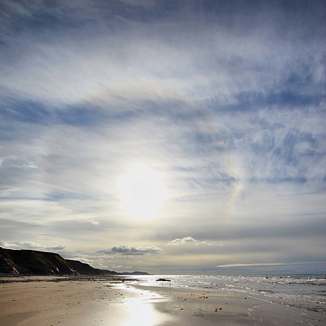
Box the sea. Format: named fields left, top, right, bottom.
left=127, top=273, right=326, bottom=313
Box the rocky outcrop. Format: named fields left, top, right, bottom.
left=0, top=247, right=115, bottom=276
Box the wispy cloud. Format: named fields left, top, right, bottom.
left=168, top=236, right=209, bottom=246
left=0, top=240, right=65, bottom=252
left=98, top=245, right=161, bottom=256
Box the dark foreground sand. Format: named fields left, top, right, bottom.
left=0, top=277, right=325, bottom=326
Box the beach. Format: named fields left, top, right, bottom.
left=1, top=275, right=325, bottom=325
left=0, top=277, right=123, bottom=326
left=145, top=285, right=325, bottom=326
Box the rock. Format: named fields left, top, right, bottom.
left=199, top=295, right=208, bottom=299
left=0, top=247, right=118, bottom=276
left=156, top=278, right=171, bottom=282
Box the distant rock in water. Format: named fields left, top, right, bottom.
left=156, top=278, right=171, bottom=282
left=0, top=247, right=117, bottom=276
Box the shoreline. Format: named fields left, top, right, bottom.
left=0, top=276, right=325, bottom=325
left=0, top=274, right=130, bottom=284
left=140, top=284, right=326, bottom=326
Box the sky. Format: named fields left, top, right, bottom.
left=0, top=0, right=326, bottom=274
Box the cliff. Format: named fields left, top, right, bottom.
left=0, top=247, right=116, bottom=276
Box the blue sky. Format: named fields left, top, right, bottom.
left=0, top=0, right=326, bottom=273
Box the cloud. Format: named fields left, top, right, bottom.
left=98, top=245, right=161, bottom=256
left=0, top=240, right=64, bottom=252
left=168, top=236, right=209, bottom=246
left=1, top=0, right=325, bottom=111
left=119, top=0, right=157, bottom=8
left=0, top=0, right=325, bottom=273
left=217, top=263, right=285, bottom=268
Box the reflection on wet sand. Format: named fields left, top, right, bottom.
left=103, top=284, right=174, bottom=326
left=1, top=278, right=325, bottom=326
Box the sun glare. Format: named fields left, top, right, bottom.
left=116, top=162, right=168, bottom=220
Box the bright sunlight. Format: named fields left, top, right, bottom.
left=116, top=162, right=168, bottom=220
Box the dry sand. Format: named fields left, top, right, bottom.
left=0, top=277, right=325, bottom=326
left=0, top=277, right=124, bottom=326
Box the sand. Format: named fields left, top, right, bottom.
left=0, top=277, right=325, bottom=325
left=0, top=277, right=121, bottom=326
left=144, top=285, right=326, bottom=326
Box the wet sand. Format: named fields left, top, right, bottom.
left=144, top=285, right=326, bottom=326
left=0, top=277, right=173, bottom=326
left=0, top=277, right=325, bottom=325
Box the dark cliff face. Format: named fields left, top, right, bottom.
left=0, top=247, right=115, bottom=276
left=0, top=247, right=73, bottom=275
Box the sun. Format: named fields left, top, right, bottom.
left=116, top=162, right=168, bottom=220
